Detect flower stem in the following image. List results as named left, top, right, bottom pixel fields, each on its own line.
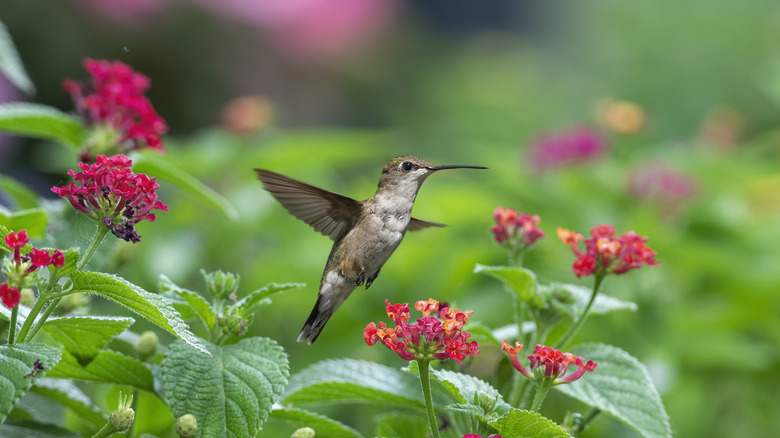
left=90, top=422, right=118, bottom=438
left=14, top=294, right=48, bottom=343
left=416, top=358, right=440, bottom=438
left=8, top=306, right=18, bottom=344
left=530, top=378, right=553, bottom=412
left=78, top=223, right=110, bottom=271
left=555, top=273, right=605, bottom=350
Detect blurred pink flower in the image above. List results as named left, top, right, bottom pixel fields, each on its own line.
left=525, top=125, right=607, bottom=172
left=628, top=162, right=696, bottom=216
left=194, top=0, right=398, bottom=60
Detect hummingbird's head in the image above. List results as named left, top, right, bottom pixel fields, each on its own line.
left=377, top=155, right=487, bottom=195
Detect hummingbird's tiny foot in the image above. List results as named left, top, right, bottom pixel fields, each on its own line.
left=365, top=269, right=380, bottom=289
left=356, top=270, right=366, bottom=286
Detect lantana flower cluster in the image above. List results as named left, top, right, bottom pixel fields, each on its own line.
left=464, top=434, right=502, bottom=438
left=557, top=224, right=659, bottom=277
left=51, top=154, right=168, bottom=243
left=501, top=340, right=597, bottom=385
left=364, top=298, right=479, bottom=364
left=1, top=230, right=64, bottom=308
left=64, top=58, right=167, bottom=159
left=491, top=206, right=545, bottom=251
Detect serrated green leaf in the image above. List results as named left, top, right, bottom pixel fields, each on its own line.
left=0, top=174, right=39, bottom=210
left=474, top=264, right=543, bottom=308
left=162, top=337, right=289, bottom=438
left=47, top=349, right=153, bottom=391
left=42, top=316, right=134, bottom=363
left=0, top=343, right=62, bottom=423
left=0, top=21, right=35, bottom=95
left=271, top=407, right=364, bottom=438
left=541, top=283, right=637, bottom=319
left=375, top=412, right=428, bottom=438
left=0, top=420, right=80, bottom=437
left=68, top=271, right=207, bottom=354
left=0, top=103, right=84, bottom=148
left=159, top=274, right=215, bottom=330
left=283, top=359, right=425, bottom=408
left=555, top=343, right=671, bottom=438
left=431, top=368, right=511, bottom=421
left=236, top=282, right=306, bottom=312
left=0, top=224, right=11, bottom=253
left=31, top=378, right=106, bottom=427
left=132, top=152, right=238, bottom=220
left=490, top=408, right=570, bottom=438
left=0, top=206, right=48, bottom=237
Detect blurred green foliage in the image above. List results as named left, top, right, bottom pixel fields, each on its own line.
left=2, top=0, right=780, bottom=436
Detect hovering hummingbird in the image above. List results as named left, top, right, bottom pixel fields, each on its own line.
left=255, top=155, right=487, bottom=344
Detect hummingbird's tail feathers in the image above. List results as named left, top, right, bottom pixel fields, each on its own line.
left=298, top=274, right=355, bottom=344
left=298, top=296, right=332, bottom=344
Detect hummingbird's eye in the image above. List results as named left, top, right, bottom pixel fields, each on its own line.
left=400, top=161, right=413, bottom=171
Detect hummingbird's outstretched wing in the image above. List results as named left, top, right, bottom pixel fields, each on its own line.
left=408, top=218, right=446, bottom=231
left=256, top=169, right=362, bottom=241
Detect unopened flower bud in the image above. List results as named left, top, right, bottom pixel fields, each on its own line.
left=135, top=331, right=159, bottom=360
left=291, top=427, right=315, bottom=438
left=201, top=269, right=240, bottom=299
left=176, top=414, right=198, bottom=437
left=110, top=392, right=135, bottom=432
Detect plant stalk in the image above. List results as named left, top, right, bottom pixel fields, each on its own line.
left=555, top=273, right=605, bottom=350
left=417, top=358, right=441, bottom=438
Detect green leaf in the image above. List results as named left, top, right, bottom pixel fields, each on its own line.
left=161, top=337, right=289, bottom=438
left=236, top=282, right=306, bottom=312
left=42, top=316, right=134, bottom=364
left=0, top=174, right=39, bottom=210
left=375, top=412, right=428, bottom=438
left=283, top=359, right=425, bottom=408
left=68, top=271, right=207, bottom=354
left=490, top=409, right=571, bottom=438
left=0, top=21, right=35, bottom=95
left=0, top=343, right=62, bottom=423
left=132, top=152, right=238, bottom=220
left=0, top=206, right=48, bottom=237
left=271, top=407, right=364, bottom=438
left=0, top=420, right=80, bottom=437
left=31, top=378, right=106, bottom=427
left=47, top=349, right=153, bottom=391
left=159, top=274, right=216, bottom=330
left=555, top=343, right=671, bottom=438
left=474, top=264, right=543, bottom=308
left=431, top=368, right=511, bottom=421
left=0, top=103, right=84, bottom=148
left=541, top=283, right=637, bottom=319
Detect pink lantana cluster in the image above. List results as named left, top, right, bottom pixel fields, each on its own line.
left=491, top=206, right=545, bottom=249
left=1, top=230, right=65, bottom=308
left=526, top=125, right=606, bottom=172
left=64, top=58, right=167, bottom=159
left=364, top=298, right=479, bottom=364
left=51, top=154, right=168, bottom=243
left=463, top=434, right=502, bottom=438
left=557, top=224, right=659, bottom=278
left=502, top=340, right=597, bottom=385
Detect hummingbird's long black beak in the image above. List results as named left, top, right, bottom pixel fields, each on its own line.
left=429, top=164, right=488, bottom=171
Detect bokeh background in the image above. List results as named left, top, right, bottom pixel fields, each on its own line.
left=2, top=0, right=780, bottom=437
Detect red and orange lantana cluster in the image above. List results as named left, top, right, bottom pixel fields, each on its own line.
left=51, top=154, right=168, bottom=243
left=557, top=224, right=658, bottom=277
left=491, top=206, right=545, bottom=248
left=501, top=340, right=597, bottom=385
left=64, top=58, right=167, bottom=159
left=364, top=298, right=479, bottom=364
left=1, top=230, right=64, bottom=308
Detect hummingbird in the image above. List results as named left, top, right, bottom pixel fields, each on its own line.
left=255, top=155, right=487, bottom=344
